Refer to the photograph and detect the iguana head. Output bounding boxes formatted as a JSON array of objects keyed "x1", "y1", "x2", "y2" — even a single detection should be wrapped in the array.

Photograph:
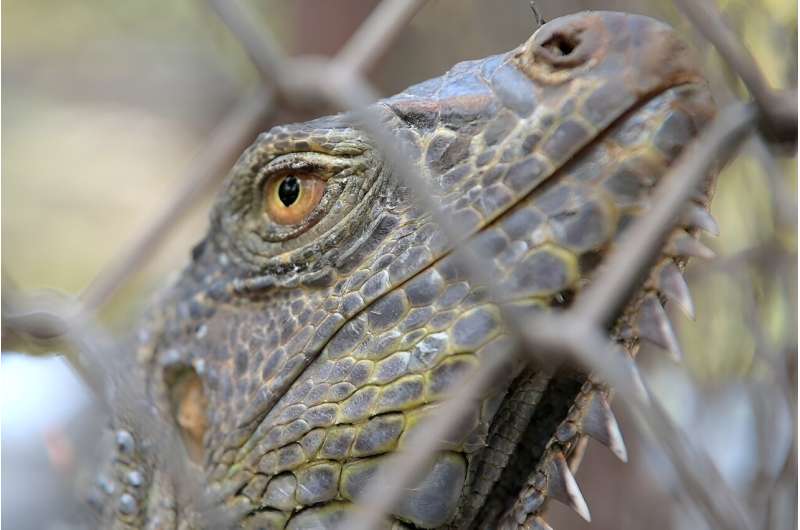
[{"x1": 93, "y1": 11, "x2": 715, "y2": 529}]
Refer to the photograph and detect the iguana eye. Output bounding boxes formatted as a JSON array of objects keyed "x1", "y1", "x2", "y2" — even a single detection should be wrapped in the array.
[{"x1": 264, "y1": 173, "x2": 326, "y2": 225}]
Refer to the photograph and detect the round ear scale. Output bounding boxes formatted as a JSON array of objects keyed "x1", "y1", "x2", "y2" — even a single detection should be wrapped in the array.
[{"x1": 263, "y1": 173, "x2": 326, "y2": 226}]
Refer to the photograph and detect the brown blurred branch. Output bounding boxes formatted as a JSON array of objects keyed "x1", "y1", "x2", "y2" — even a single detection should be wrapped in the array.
[
  {"x1": 80, "y1": 89, "x2": 275, "y2": 313},
  {"x1": 672, "y1": 0, "x2": 797, "y2": 142},
  {"x1": 335, "y1": 0, "x2": 429, "y2": 74}
]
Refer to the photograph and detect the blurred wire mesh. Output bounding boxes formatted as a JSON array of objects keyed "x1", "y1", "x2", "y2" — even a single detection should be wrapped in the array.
[{"x1": 1, "y1": 1, "x2": 796, "y2": 530}]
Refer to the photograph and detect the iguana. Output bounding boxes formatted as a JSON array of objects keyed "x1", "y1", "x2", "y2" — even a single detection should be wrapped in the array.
[{"x1": 89, "y1": 11, "x2": 717, "y2": 529}]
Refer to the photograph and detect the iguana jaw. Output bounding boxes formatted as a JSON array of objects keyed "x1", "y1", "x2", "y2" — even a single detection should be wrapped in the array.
[{"x1": 95, "y1": 11, "x2": 716, "y2": 530}]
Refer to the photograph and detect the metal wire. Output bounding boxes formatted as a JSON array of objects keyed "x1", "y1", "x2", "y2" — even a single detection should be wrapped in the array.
[{"x1": 3, "y1": 0, "x2": 796, "y2": 529}]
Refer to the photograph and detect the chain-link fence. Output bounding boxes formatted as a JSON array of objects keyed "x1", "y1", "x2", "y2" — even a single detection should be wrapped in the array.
[{"x1": 2, "y1": 1, "x2": 796, "y2": 529}]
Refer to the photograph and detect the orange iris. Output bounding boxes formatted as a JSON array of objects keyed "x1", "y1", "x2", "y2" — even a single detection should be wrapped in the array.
[{"x1": 263, "y1": 174, "x2": 326, "y2": 225}]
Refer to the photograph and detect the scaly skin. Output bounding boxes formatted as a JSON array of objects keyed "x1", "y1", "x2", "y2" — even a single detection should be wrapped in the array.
[{"x1": 90, "y1": 11, "x2": 717, "y2": 530}]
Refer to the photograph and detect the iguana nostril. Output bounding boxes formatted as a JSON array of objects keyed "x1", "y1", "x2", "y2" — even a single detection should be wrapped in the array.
[
  {"x1": 531, "y1": 25, "x2": 592, "y2": 70},
  {"x1": 543, "y1": 32, "x2": 579, "y2": 56}
]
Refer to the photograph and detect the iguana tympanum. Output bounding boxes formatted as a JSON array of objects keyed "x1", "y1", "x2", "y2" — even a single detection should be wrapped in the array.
[{"x1": 90, "y1": 11, "x2": 717, "y2": 530}]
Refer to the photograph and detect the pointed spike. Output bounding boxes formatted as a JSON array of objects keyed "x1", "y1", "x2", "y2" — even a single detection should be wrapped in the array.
[
  {"x1": 638, "y1": 295, "x2": 684, "y2": 362},
  {"x1": 628, "y1": 357, "x2": 651, "y2": 404},
  {"x1": 668, "y1": 233, "x2": 716, "y2": 260},
  {"x1": 683, "y1": 203, "x2": 720, "y2": 236},
  {"x1": 580, "y1": 392, "x2": 628, "y2": 463},
  {"x1": 658, "y1": 261, "x2": 695, "y2": 319},
  {"x1": 598, "y1": 344, "x2": 650, "y2": 401},
  {"x1": 546, "y1": 452, "x2": 591, "y2": 522}
]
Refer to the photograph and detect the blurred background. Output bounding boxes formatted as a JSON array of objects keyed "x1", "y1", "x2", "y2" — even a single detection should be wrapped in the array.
[{"x1": 2, "y1": 1, "x2": 796, "y2": 529}]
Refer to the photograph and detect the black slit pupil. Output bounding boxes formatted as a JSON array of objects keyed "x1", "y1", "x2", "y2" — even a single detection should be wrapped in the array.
[{"x1": 278, "y1": 176, "x2": 300, "y2": 206}]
